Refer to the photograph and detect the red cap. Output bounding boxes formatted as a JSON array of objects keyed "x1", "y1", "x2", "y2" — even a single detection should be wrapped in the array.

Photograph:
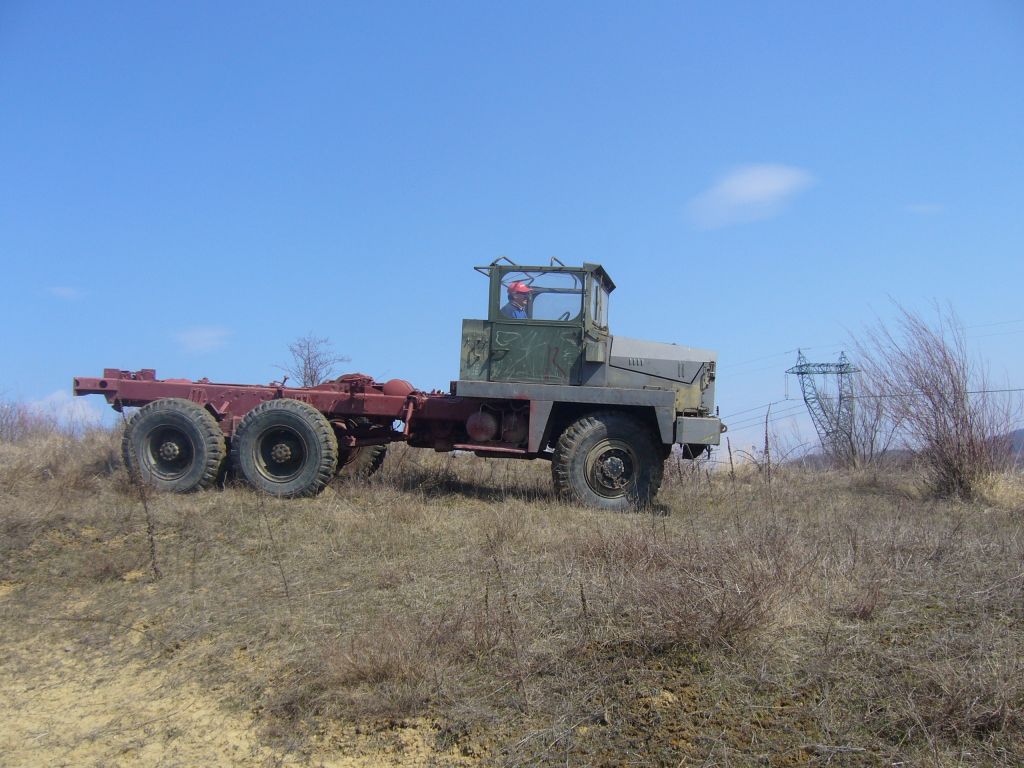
[{"x1": 507, "y1": 281, "x2": 531, "y2": 294}]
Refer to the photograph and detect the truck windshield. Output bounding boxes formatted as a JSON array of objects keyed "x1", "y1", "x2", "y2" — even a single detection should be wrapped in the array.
[{"x1": 498, "y1": 271, "x2": 583, "y2": 321}]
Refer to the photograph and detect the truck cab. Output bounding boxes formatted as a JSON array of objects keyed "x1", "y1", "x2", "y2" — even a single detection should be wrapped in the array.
[
  {"x1": 459, "y1": 261, "x2": 611, "y2": 386},
  {"x1": 457, "y1": 259, "x2": 723, "y2": 464}
]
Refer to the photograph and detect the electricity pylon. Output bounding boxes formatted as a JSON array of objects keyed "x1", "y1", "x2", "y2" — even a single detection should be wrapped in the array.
[{"x1": 786, "y1": 350, "x2": 859, "y2": 462}]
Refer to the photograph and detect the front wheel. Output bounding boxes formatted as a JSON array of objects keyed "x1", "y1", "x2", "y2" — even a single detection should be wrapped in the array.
[
  {"x1": 231, "y1": 399, "x2": 338, "y2": 497},
  {"x1": 551, "y1": 411, "x2": 664, "y2": 511}
]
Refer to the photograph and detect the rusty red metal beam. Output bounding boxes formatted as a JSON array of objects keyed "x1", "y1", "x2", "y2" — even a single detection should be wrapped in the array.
[{"x1": 72, "y1": 369, "x2": 490, "y2": 448}]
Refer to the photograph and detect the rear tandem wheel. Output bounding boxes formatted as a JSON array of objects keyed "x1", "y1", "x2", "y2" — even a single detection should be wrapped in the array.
[
  {"x1": 334, "y1": 418, "x2": 387, "y2": 479},
  {"x1": 337, "y1": 445, "x2": 388, "y2": 479},
  {"x1": 231, "y1": 399, "x2": 339, "y2": 497},
  {"x1": 121, "y1": 398, "x2": 226, "y2": 493}
]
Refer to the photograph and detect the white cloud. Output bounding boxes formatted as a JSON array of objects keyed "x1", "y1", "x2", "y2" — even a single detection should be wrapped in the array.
[
  {"x1": 28, "y1": 389, "x2": 106, "y2": 431},
  {"x1": 906, "y1": 202, "x2": 944, "y2": 216},
  {"x1": 174, "y1": 326, "x2": 231, "y2": 354},
  {"x1": 687, "y1": 164, "x2": 815, "y2": 229},
  {"x1": 48, "y1": 286, "x2": 82, "y2": 300}
]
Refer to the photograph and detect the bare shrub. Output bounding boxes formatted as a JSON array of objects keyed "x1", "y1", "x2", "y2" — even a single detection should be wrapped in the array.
[
  {"x1": 862, "y1": 628, "x2": 1024, "y2": 749},
  {"x1": 567, "y1": 522, "x2": 800, "y2": 654},
  {"x1": 0, "y1": 400, "x2": 57, "y2": 442},
  {"x1": 277, "y1": 333, "x2": 348, "y2": 387},
  {"x1": 266, "y1": 612, "x2": 469, "y2": 720},
  {"x1": 856, "y1": 303, "x2": 1017, "y2": 498},
  {"x1": 849, "y1": 370, "x2": 902, "y2": 468}
]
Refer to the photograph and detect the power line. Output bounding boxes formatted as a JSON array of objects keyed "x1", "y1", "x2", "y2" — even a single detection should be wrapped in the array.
[
  {"x1": 721, "y1": 317, "x2": 1024, "y2": 375},
  {"x1": 720, "y1": 342, "x2": 846, "y2": 372},
  {"x1": 720, "y1": 386, "x2": 1024, "y2": 435},
  {"x1": 719, "y1": 349, "x2": 800, "y2": 370},
  {"x1": 720, "y1": 398, "x2": 793, "y2": 420},
  {"x1": 724, "y1": 408, "x2": 816, "y2": 435},
  {"x1": 722, "y1": 404, "x2": 806, "y2": 431},
  {"x1": 966, "y1": 318, "x2": 1024, "y2": 330},
  {"x1": 970, "y1": 328, "x2": 1024, "y2": 341},
  {"x1": 849, "y1": 386, "x2": 1024, "y2": 399},
  {"x1": 725, "y1": 403, "x2": 805, "y2": 427}
]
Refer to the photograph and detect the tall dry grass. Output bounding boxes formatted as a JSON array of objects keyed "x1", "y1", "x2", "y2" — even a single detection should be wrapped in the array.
[{"x1": 1, "y1": 420, "x2": 1022, "y2": 766}]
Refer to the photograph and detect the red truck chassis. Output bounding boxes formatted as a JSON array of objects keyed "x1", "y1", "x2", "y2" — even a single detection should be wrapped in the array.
[{"x1": 74, "y1": 368, "x2": 527, "y2": 455}]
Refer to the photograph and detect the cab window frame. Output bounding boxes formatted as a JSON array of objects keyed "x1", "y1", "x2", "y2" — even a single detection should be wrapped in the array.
[{"x1": 490, "y1": 267, "x2": 586, "y2": 323}]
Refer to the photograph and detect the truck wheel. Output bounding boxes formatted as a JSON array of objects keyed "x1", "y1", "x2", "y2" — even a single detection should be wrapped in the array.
[
  {"x1": 122, "y1": 398, "x2": 226, "y2": 493},
  {"x1": 231, "y1": 399, "x2": 338, "y2": 497},
  {"x1": 552, "y1": 411, "x2": 664, "y2": 510},
  {"x1": 337, "y1": 445, "x2": 387, "y2": 479}
]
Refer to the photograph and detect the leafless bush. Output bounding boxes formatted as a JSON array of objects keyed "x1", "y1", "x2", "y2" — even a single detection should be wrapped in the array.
[
  {"x1": 0, "y1": 400, "x2": 58, "y2": 442},
  {"x1": 268, "y1": 613, "x2": 464, "y2": 720},
  {"x1": 856, "y1": 303, "x2": 1017, "y2": 498},
  {"x1": 276, "y1": 333, "x2": 349, "y2": 387},
  {"x1": 849, "y1": 370, "x2": 902, "y2": 468}
]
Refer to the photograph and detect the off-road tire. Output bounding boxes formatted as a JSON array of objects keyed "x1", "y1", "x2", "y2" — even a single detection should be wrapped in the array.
[
  {"x1": 337, "y1": 445, "x2": 387, "y2": 479},
  {"x1": 121, "y1": 398, "x2": 226, "y2": 493},
  {"x1": 231, "y1": 399, "x2": 338, "y2": 498},
  {"x1": 552, "y1": 411, "x2": 664, "y2": 511}
]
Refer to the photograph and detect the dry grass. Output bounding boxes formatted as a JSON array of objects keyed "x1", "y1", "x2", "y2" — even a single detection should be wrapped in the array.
[{"x1": 1, "y1": 422, "x2": 1022, "y2": 766}]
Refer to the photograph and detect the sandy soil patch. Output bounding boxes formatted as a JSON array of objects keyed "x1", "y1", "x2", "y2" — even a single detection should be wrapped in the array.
[
  {"x1": 0, "y1": 634, "x2": 475, "y2": 767},
  {"x1": 0, "y1": 637, "x2": 273, "y2": 767}
]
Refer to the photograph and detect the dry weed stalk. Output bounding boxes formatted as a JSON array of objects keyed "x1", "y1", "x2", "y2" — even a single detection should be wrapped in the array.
[
  {"x1": 120, "y1": 411, "x2": 162, "y2": 580},
  {"x1": 256, "y1": 493, "x2": 292, "y2": 607}
]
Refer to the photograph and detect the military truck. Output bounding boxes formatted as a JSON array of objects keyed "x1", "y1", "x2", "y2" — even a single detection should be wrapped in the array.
[{"x1": 73, "y1": 260, "x2": 724, "y2": 510}]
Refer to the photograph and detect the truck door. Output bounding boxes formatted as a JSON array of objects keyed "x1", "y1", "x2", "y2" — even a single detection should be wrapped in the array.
[{"x1": 489, "y1": 270, "x2": 585, "y2": 385}]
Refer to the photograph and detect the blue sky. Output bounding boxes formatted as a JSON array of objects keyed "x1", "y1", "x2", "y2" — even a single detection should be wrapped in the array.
[{"x1": 2, "y1": 1, "x2": 1023, "y2": 447}]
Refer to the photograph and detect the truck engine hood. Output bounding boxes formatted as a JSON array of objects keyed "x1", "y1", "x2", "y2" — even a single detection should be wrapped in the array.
[{"x1": 609, "y1": 336, "x2": 716, "y2": 386}]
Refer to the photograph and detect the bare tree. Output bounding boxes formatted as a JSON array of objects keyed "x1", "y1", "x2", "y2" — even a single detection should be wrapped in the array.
[
  {"x1": 856, "y1": 302, "x2": 1016, "y2": 498},
  {"x1": 277, "y1": 334, "x2": 349, "y2": 388}
]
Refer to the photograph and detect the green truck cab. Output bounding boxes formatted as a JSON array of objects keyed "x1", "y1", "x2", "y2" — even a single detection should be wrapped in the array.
[{"x1": 454, "y1": 259, "x2": 724, "y2": 509}]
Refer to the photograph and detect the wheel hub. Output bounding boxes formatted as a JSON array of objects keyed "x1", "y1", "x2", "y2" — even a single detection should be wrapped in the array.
[
  {"x1": 144, "y1": 426, "x2": 195, "y2": 481},
  {"x1": 597, "y1": 454, "x2": 626, "y2": 484},
  {"x1": 270, "y1": 442, "x2": 293, "y2": 464},
  {"x1": 584, "y1": 438, "x2": 638, "y2": 498},
  {"x1": 158, "y1": 440, "x2": 182, "y2": 461}
]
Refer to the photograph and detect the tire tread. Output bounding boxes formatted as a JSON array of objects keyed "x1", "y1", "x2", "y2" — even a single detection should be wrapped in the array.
[
  {"x1": 551, "y1": 410, "x2": 664, "y2": 510},
  {"x1": 121, "y1": 398, "x2": 226, "y2": 492},
  {"x1": 230, "y1": 399, "x2": 338, "y2": 497}
]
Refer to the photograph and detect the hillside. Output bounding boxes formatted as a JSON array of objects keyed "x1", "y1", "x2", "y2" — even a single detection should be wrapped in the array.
[
  {"x1": 1, "y1": 429, "x2": 1022, "y2": 766},
  {"x1": 1010, "y1": 428, "x2": 1024, "y2": 455}
]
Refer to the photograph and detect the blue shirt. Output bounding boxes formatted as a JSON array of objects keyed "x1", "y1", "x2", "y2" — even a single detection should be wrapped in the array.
[{"x1": 500, "y1": 303, "x2": 527, "y2": 319}]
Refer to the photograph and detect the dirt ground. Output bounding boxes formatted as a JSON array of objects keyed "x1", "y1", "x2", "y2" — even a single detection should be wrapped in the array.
[
  {"x1": 0, "y1": 562, "x2": 479, "y2": 768},
  {"x1": 0, "y1": 586, "x2": 471, "y2": 767}
]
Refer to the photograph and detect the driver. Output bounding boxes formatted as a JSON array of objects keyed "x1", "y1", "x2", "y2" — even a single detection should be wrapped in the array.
[{"x1": 500, "y1": 281, "x2": 531, "y2": 319}]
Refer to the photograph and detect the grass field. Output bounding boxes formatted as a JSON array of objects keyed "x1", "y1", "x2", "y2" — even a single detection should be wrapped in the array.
[{"x1": 1, "y1": 425, "x2": 1022, "y2": 766}]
